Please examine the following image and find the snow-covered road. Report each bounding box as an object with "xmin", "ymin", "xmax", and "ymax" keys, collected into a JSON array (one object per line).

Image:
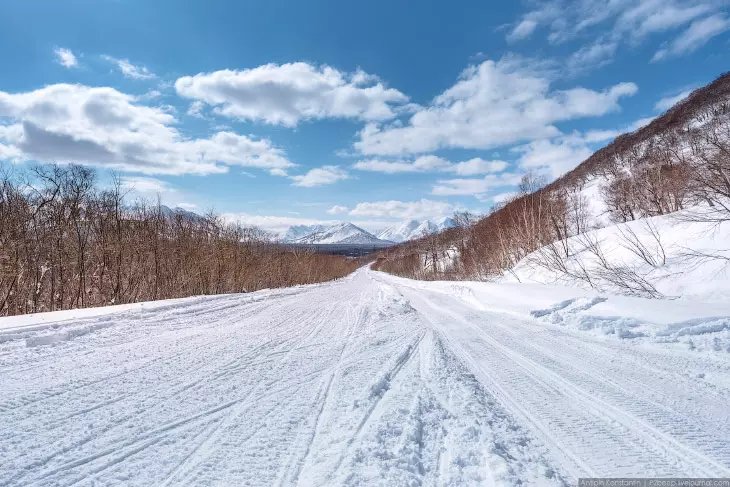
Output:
[{"xmin": 2, "ymin": 268, "xmax": 730, "ymax": 486}]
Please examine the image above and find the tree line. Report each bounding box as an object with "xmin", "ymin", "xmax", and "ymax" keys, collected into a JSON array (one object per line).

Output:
[{"xmin": 0, "ymin": 165, "xmax": 359, "ymax": 316}]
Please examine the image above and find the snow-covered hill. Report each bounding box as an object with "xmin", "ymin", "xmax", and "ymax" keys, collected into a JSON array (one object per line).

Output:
[
  {"xmin": 287, "ymin": 222, "xmax": 393, "ymax": 245},
  {"xmin": 378, "ymin": 217, "xmax": 457, "ymax": 243},
  {"xmin": 505, "ymin": 207, "xmax": 730, "ymax": 302}
]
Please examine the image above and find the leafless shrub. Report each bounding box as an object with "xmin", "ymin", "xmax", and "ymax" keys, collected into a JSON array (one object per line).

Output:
[
  {"xmin": 0, "ymin": 164, "xmax": 359, "ymax": 317},
  {"xmin": 577, "ymin": 233, "xmax": 665, "ymax": 299},
  {"xmin": 617, "ymin": 220, "xmax": 667, "ymax": 268}
]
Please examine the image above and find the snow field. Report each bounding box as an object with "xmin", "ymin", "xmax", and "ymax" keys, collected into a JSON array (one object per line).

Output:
[{"xmin": 1, "ymin": 268, "xmax": 729, "ymax": 485}]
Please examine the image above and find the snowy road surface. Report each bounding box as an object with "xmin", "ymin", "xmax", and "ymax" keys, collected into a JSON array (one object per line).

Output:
[{"xmin": 2, "ymin": 269, "xmax": 730, "ymax": 486}]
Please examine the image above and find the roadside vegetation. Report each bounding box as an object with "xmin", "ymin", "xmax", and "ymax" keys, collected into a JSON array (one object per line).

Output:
[{"xmin": 0, "ymin": 165, "xmax": 359, "ymax": 316}]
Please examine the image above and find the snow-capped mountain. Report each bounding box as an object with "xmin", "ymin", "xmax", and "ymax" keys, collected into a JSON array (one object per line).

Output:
[
  {"xmin": 377, "ymin": 217, "xmax": 457, "ymax": 243},
  {"xmin": 285, "ymin": 222, "xmax": 393, "ymax": 245},
  {"xmin": 282, "ymin": 224, "xmax": 329, "ymax": 242},
  {"xmin": 160, "ymin": 205, "xmax": 202, "ymax": 223}
]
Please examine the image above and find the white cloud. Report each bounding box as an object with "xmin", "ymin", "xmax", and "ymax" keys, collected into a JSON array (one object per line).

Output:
[
  {"xmin": 652, "ymin": 14, "xmax": 730, "ymax": 61},
  {"xmin": 654, "ymin": 89, "xmax": 694, "ymax": 111},
  {"xmin": 629, "ymin": 116, "xmax": 657, "ymax": 131},
  {"xmin": 512, "ymin": 137, "xmax": 593, "ymax": 178},
  {"xmin": 566, "ymin": 40, "xmax": 618, "ymax": 74},
  {"xmin": 120, "ymin": 176, "xmax": 176, "ymax": 195},
  {"xmin": 0, "ymin": 83, "xmax": 295, "ymax": 175},
  {"xmin": 54, "ymin": 48, "xmax": 78, "ymax": 68},
  {"xmin": 509, "ymin": 1, "xmax": 727, "ymax": 67},
  {"xmin": 452, "ymin": 158, "xmax": 508, "ymax": 175},
  {"xmin": 187, "ymin": 100, "xmax": 206, "ymax": 118},
  {"xmin": 431, "ymin": 178, "xmax": 491, "ymax": 197},
  {"xmin": 291, "ymin": 165, "xmax": 350, "ymax": 187},
  {"xmin": 430, "ymin": 172, "xmax": 522, "ymax": 198},
  {"xmin": 175, "ymin": 62, "xmax": 408, "ymax": 127},
  {"xmin": 349, "ymin": 199, "xmax": 455, "ymax": 219},
  {"xmin": 353, "ymin": 155, "xmax": 507, "ymax": 175},
  {"xmin": 354, "ymin": 58, "xmax": 637, "ymax": 156},
  {"xmin": 176, "ymin": 202, "xmax": 199, "ymax": 210},
  {"xmin": 102, "ymin": 55, "xmax": 156, "ymax": 80},
  {"xmin": 582, "ymin": 129, "xmax": 622, "ymax": 143},
  {"xmin": 270, "ymin": 168, "xmax": 289, "ymax": 177},
  {"xmin": 139, "ymin": 89, "xmax": 162, "ymax": 101},
  {"xmin": 510, "ymin": 0, "xmax": 722, "ymax": 45},
  {"xmin": 492, "ymin": 191, "xmax": 518, "ymax": 204},
  {"xmin": 507, "ymin": 19, "xmax": 539, "ymax": 42},
  {"xmin": 327, "ymin": 205, "xmax": 349, "ymax": 214}
]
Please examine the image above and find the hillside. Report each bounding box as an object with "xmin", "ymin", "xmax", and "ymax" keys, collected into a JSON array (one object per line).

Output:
[{"xmin": 374, "ymin": 71, "xmax": 730, "ymax": 300}]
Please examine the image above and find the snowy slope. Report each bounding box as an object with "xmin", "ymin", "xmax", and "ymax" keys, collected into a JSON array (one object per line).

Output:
[
  {"xmin": 282, "ymin": 224, "xmax": 329, "ymax": 242},
  {"xmin": 291, "ymin": 222, "xmax": 392, "ymax": 245},
  {"xmin": 505, "ymin": 208, "xmax": 730, "ymax": 302},
  {"xmin": 2, "ymin": 268, "xmax": 730, "ymax": 485},
  {"xmin": 378, "ymin": 217, "xmax": 457, "ymax": 243}
]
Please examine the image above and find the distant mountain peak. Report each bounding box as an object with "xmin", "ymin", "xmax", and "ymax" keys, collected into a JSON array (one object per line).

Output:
[
  {"xmin": 283, "ymin": 222, "xmax": 393, "ymax": 246},
  {"xmin": 377, "ymin": 217, "xmax": 456, "ymax": 243}
]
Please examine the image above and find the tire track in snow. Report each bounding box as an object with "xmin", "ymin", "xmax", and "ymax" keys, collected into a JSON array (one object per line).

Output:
[{"xmin": 396, "ymin": 284, "xmax": 730, "ymax": 479}]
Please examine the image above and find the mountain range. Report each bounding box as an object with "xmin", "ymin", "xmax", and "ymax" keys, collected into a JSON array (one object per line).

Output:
[
  {"xmin": 282, "ymin": 222, "xmax": 392, "ymax": 245},
  {"xmin": 281, "ymin": 218, "xmax": 456, "ymax": 245},
  {"xmin": 377, "ymin": 217, "xmax": 457, "ymax": 243}
]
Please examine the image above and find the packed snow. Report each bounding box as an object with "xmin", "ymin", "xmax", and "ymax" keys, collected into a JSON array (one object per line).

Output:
[{"xmin": 2, "ymin": 268, "xmax": 730, "ymax": 486}]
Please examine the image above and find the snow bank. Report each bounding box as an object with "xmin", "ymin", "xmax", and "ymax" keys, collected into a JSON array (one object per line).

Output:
[
  {"xmin": 505, "ymin": 209, "xmax": 730, "ymax": 302},
  {"xmin": 375, "ymin": 270, "xmax": 730, "ymax": 353}
]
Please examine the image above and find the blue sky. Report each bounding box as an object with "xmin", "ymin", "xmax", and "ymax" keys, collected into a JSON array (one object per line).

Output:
[{"xmin": 1, "ymin": 0, "xmax": 729, "ymax": 234}]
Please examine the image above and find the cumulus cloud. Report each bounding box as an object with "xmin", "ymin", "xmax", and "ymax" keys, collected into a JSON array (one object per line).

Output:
[
  {"xmin": 354, "ymin": 58, "xmax": 637, "ymax": 156},
  {"xmin": 175, "ymin": 62, "xmax": 409, "ymax": 127},
  {"xmin": 652, "ymin": 14, "xmax": 730, "ymax": 61},
  {"xmin": 102, "ymin": 55, "xmax": 156, "ymax": 80},
  {"xmin": 291, "ymin": 166, "xmax": 350, "ymax": 187},
  {"xmin": 349, "ymin": 199, "xmax": 455, "ymax": 219},
  {"xmin": 0, "ymin": 84, "xmax": 295, "ymax": 175},
  {"xmin": 431, "ymin": 172, "xmax": 522, "ymax": 198},
  {"xmin": 353, "ymin": 155, "xmax": 507, "ymax": 175},
  {"xmin": 327, "ymin": 205, "xmax": 349, "ymax": 214},
  {"xmin": 512, "ymin": 137, "xmax": 594, "ymax": 178},
  {"xmin": 54, "ymin": 48, "xmax": 78, "ymax": 68}
]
